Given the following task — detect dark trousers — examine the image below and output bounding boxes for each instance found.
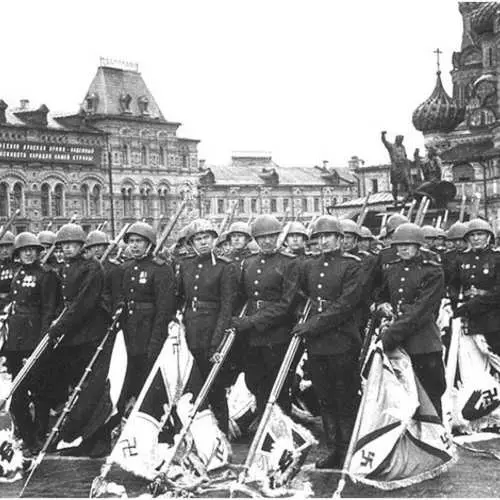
[410,351,446,420]
[191,348,229,433]
[123,353,152,403]
[308,349,360,461]
[243,342,292,416]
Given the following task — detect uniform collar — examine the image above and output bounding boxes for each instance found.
[323,249,342,260]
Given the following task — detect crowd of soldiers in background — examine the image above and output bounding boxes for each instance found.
[0,202,499,471]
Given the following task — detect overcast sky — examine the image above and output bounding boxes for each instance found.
[2,0,463,168]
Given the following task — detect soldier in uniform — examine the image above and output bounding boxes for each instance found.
[227,222,253,264]
[2,233,59,454]
[231,215,300,417]
[450,219,500,355]
[120,222,176,401]
[358,225,376,254]
[0,231,16,311]
[378,223,445,418]
[442,221,468,287]
[37,230,61,275]
[177,219,237,433]
[291,216,363,469]
[47,223,109,455]
[283,221,308,258]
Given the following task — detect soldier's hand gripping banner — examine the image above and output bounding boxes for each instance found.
[346,345,456,490]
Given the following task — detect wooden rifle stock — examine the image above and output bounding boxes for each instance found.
[153,200,187,257]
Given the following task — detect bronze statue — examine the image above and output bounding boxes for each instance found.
[381,131,411,203]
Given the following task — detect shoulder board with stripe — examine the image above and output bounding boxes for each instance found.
[152,256,167,266]
[216,255,232,263]
[279,250,296,258]
[422,259,442,267]
[386,258,402,265]
[342,252,362,262]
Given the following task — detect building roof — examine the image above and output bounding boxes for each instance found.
[82,64,166,120]
[335,191,394,207]
[199,163,357,187]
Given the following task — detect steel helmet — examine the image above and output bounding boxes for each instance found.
[386,214,409,235]
[464,218,494,239]
[177,224,192,245]
[446,222,467,240]
[124,221,156,245]
[422,225,438,240]
[0,230,15,246]
[188,219,218,241]
[55,223,86,244]
[359,226,375,240]
[435,228,446,239]
[391,223,425,246]
[37,230,56,247]
[310,216,344,239]
[251,215,281,239]
[227,221,252,239]
[285,221,308,240]
[215,231,229,247]
[84,230,110,249]
[340,219,361,237]
[14,232,43,254]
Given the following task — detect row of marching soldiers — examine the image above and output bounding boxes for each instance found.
[0,210,499,469]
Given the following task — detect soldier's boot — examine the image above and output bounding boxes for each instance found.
[316,413,341,470]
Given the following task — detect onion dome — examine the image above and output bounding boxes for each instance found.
[412,71,465,134]
[470,2,497,35]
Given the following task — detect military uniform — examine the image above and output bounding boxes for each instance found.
[449,246,500,354]
[0,258,16,311]
[3,261,59,449]
[233,249,299,414]
[178,251,237,432]
[295,249,363,466]
[379,253,445,417]
[121,254,176,399]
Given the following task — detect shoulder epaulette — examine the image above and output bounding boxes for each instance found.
[463,248,471,253]
[387,257,402,265]
[358,249,370,256]
[152,256,167,266]
[107,257,120,266]
[342,252,362,262]
[216,254,232,264]
[279,249,296,258]
[422,259,442,267]
[492,248,500,253]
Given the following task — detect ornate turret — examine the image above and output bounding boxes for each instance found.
[412,50,465,134]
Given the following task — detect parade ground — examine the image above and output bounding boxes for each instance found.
[2,427,500,498]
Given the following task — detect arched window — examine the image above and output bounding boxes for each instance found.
[41,183,51,217]
[453,163,475,182]
[141,145,148,166]
[0,183,8,217]
[81,184,89,216]
[54,184,64,217]
[122,187,133,217]
[92,185,101,216]
[141,187,151,217]
[158,188,168,215]
[122,144,130,165]
[12,183,23,215]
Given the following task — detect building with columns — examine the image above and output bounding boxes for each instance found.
[0,58,363,240]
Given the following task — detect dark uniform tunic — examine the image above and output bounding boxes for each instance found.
[379,253,445,417]
[297,249,363,464]
[3,262,59,448]
[121,254,176,399]
[48,255,109,398]
[177,251,237,432]
[449,246,500,355]
[0,258,16,310]
[233,250,299,414]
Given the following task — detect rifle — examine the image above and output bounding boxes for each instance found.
[20,306,124,497]
[218,201,238,235]
[0,209,21,241]
[415,196,430,226]
[153,201,187,257]
[357,193,371,228]
[435,215,443,229]
[40,214,79,265]
[458,185,467,223]
[149,302,249,494]
[0,306,67,412]
[99,223,131,264]
[237,299,312,486]
[470,192,481,219]
[406,199,417,222]
[442,209,449,229]
[358,312,378,372]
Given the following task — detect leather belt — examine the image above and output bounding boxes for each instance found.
[251,299,277,310]
[187,299,220,312]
